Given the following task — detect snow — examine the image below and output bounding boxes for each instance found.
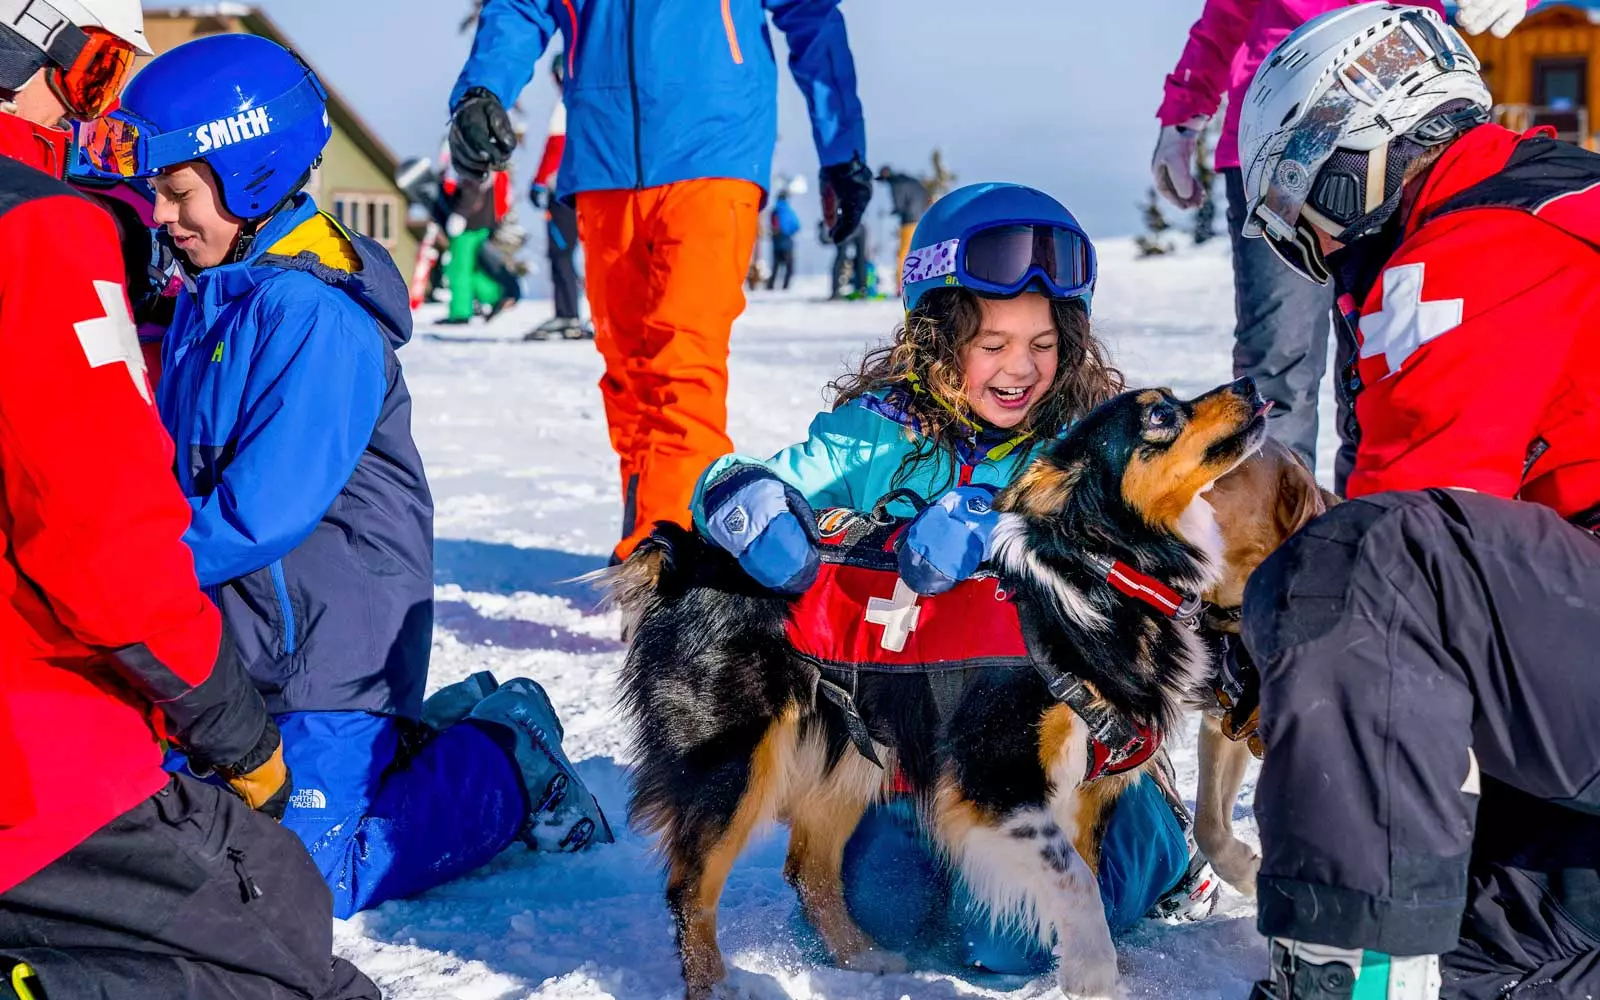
[338,237,1337,999]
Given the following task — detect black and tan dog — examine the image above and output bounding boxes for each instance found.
[610,378,1271,1000]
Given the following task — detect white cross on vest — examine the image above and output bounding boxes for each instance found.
[74,280,149,403]
[1358,262,1463,379]
[865,578,921,652]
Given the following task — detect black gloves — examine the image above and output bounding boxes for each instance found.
[449,87,518,180]
[819,156,873,244]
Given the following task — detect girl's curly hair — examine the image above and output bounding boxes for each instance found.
[829,287,1124,455]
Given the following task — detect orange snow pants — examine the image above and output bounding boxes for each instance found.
[577,179,762,560]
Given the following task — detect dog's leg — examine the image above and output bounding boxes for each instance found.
[932,776,1122,1000]
[1196,712,1259,895]
[662,709,799,1000]
[781,742,906,975]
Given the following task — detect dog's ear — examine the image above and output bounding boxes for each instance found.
[1274,452,1327,542]
[1000,457,1082,517]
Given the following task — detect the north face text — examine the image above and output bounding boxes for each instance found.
[194,108,271,154]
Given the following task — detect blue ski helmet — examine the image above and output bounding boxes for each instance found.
[90,33,330,220]
[901,183,1097,315]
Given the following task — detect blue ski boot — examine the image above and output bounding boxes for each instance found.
[468,677,614,851]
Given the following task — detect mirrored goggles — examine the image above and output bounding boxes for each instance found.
[75,71,327,177]
[903,220,1096,310]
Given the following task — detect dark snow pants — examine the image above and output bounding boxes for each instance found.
[1224,166,1354,490]
[548,199,581,320]
[1243,489,1600,999]
[0,775,379,1000]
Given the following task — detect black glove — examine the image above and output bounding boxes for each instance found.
[819,156,873,244]
[449,87,518,180]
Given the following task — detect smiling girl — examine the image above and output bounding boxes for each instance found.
[687,183,1212,973]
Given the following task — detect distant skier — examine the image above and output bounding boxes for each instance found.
[524,52,592,341]
[766,189,801,290]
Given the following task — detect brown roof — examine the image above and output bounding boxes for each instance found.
[142,5,403,179]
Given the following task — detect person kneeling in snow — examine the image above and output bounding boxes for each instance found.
[1233,6,1600,999]
[82,32,610,920]
[691,183,1217,976]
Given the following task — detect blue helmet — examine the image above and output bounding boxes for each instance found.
[103,33,331,219]
[901,182,1097,315]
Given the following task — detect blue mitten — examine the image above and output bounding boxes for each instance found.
[898,485,1000,596]
[701,466,820,594]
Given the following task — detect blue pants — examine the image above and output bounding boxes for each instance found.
[834,776,1187,974]
[170,712,527,918]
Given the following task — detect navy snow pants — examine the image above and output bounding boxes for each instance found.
[1243,489,1600,999]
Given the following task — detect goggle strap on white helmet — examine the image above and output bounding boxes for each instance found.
[0,0,86,83]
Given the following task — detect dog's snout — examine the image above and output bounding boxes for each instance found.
[1229,376,1267,414]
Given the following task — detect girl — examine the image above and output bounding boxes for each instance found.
[692,183,1208,972]
[78,32,609,918]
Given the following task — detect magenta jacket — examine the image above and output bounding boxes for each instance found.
[1158,0,1467,169]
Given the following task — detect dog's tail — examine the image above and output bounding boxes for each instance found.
[585,522,696,629]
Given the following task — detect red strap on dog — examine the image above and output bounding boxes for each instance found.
[1082,553,1201,623]
[1085,720,1163,782]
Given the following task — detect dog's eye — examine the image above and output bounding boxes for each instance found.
[1146,403,1178,429]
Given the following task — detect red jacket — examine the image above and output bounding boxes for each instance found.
[0,114,264,893]
[1346,124,1600,525]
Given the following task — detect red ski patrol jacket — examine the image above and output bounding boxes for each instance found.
[1345,124,1600,529]
[0,112,271,893]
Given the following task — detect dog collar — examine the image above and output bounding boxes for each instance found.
[1078,552,1203,627]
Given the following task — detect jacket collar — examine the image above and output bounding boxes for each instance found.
[0,113,70,178]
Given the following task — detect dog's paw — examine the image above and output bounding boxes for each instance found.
[838,947,910,975]
[1056,959,1125,1000]
[1209,840,1261,898]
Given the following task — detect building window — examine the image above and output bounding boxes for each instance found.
[330,192,400,248]
[1532,58,1588,141]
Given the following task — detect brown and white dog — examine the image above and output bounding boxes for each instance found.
[1190,436,1334,897]
[609,379,1311,1000]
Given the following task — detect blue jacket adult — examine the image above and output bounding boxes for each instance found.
[450,0,867,199]
[158,195,434,720]
[771,197,802,240]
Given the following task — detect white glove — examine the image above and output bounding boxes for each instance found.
[1152,115,1209,210]
[1456,0,1526,38]
[445,212,467,238]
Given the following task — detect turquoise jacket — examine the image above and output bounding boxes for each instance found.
[692,388,1042,529]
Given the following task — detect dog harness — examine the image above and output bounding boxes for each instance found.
[788,505,1171,782]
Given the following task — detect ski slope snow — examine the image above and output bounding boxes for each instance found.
[336,236,1339,999]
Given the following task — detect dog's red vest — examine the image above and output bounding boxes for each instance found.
[785,508,1032,672]
[786,508,1161,783]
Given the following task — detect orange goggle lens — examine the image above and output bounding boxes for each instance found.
[47,28,135,120]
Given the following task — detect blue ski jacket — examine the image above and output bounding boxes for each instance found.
[158,195,434,719]
[450,0,867,199]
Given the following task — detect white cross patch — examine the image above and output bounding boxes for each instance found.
[1358,263,1463,379]
[865,578,922,652]
[74,280,149,403]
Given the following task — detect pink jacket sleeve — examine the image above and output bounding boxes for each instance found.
[1157,0,1262,126]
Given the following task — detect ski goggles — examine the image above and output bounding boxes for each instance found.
[75,70,328,177]
[1243,9,1477,280]
[0,0,141,119]
[903,220,1096,312]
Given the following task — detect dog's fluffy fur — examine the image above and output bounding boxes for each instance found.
[611,381,1271,1000]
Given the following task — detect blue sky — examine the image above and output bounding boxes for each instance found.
[240,0,1207,245]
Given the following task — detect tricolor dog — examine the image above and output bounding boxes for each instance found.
[610,378,1277,999]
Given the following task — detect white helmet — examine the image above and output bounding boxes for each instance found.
[1,0,150,121]
[1,0,151,57]
[1238,4,1491,282]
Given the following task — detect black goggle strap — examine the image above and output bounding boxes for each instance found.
[1,0,86,69]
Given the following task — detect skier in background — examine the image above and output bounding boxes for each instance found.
[767,188,800,290]
[526,52,591,340]
[876,164,930,294]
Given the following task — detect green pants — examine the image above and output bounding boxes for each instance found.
[446,227,502,321]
